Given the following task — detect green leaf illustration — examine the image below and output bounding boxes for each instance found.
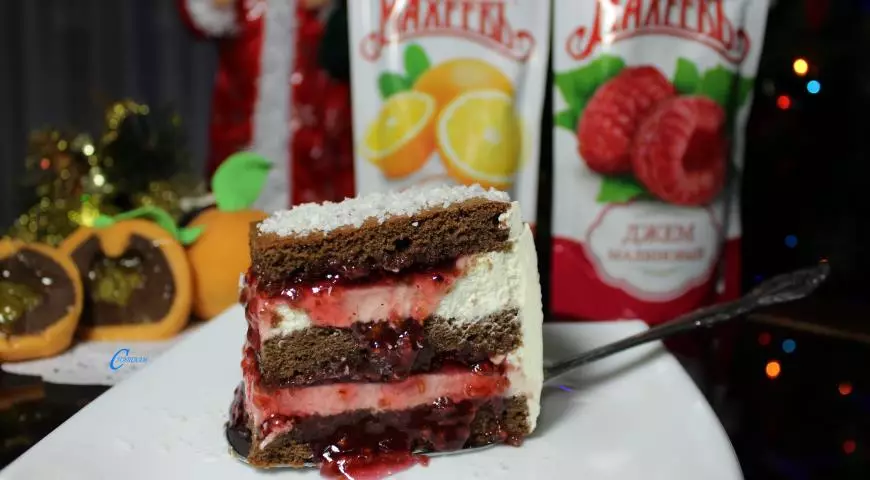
[597,55,626,83]
[212,151,272,212]
[403,44,430,84]
[596,176,649,204]
[674,58,701,94]
[554,55,626,125]
[697,65,735,108]
[378,72,411,99]
[554,109,581,132]
[737,76,755,106]
[554,69,589,113]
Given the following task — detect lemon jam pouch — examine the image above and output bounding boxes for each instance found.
[550,0,770,325]
[348,0,551,221]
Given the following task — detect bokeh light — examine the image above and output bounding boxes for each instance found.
[839,382,853,396]
[758,332,772,346]
[776,95,791,110]
[785,235,798,248]
[843,440,857,455]
[807,80,821,94]
[793,58,809,76]
[765,360,781,379]
[782,339,796,354]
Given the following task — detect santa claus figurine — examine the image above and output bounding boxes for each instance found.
[178,0,353,212]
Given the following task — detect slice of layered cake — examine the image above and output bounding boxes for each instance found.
[231,185,543,476]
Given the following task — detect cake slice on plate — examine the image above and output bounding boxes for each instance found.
[230,184,543,476]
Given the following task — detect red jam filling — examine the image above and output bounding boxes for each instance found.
[247,360,509,420]
[234,262,516,478]
[228,382,517,480]
[318,426,430,480]
[242,261,461,331]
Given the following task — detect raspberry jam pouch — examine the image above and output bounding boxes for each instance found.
[348,0,551,221]
[551,0,771,324]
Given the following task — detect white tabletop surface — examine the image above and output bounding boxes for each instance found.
[1,307,742,480]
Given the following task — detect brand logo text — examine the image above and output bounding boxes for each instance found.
[109,348,149,371]
[361,0,536,62]
[566,0,750,64]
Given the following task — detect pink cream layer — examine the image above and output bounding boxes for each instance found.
[244,365,510,428]
[242,260,466,344]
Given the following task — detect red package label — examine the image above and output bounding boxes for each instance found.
[551,0,771,324]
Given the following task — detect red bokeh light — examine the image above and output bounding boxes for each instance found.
[839,382,853,396]
[843,440,857,455]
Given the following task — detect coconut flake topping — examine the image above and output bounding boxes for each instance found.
[258,184,510,237]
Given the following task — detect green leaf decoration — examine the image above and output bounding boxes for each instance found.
[178,226,205,245]
[378,72,411,99]
[212,152,272,212]
[737,76,755,106]
[697,65,736,108]
[93,215,116,229]
[403,44,430,84]
[553,55,626,133]
[93,206,201,246]
[596,176,649,204]
[673,58,701,95]
[554,109,581,132]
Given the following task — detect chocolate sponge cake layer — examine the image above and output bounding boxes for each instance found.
[244,395,531,467]
[250,198,511,284]
[259,309,521,387]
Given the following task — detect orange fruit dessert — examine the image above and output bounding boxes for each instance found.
[62,218,193,341]
[0,239,83,361]
[413,58,513,111]
[187,208,267,320]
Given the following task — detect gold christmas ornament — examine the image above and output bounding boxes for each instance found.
[6,100,204,245]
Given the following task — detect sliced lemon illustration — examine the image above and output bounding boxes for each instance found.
[436,90,523,189]
[362,91,436,179]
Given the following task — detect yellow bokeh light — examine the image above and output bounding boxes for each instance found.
[793,58,809,76]
[765,360,781,379]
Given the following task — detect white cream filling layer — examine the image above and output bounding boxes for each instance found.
[503,223,543,432]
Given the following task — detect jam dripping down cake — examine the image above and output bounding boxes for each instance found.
[229,184,543,477]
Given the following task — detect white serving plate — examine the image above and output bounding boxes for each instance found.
[1,307,742,480]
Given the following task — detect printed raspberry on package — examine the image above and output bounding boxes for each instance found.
[551,0,771,325]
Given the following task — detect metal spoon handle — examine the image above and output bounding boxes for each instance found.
[543,263,830,383]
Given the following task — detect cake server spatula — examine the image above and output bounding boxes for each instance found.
[543,262,830,382]
[227,263,829,465]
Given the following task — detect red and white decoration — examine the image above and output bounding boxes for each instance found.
[180,0,351,212]
[178,0,295,212]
